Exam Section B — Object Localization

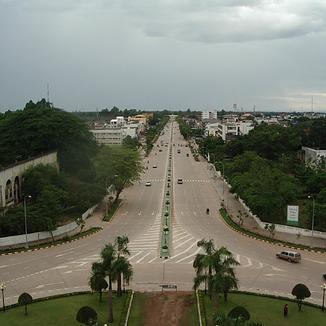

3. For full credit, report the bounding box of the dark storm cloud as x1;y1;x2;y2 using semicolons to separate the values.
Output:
0;0;326;111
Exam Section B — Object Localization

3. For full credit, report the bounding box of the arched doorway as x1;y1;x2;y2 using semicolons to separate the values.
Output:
14;176;20;204
5;179;13;204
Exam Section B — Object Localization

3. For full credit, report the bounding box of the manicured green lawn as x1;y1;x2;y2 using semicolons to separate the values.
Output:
203;292;325;326
128;292;145;326
0;292;128;326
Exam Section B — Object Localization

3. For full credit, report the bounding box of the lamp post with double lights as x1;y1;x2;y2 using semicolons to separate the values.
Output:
307;195;315;236
24;195;32;249
0;282;5;312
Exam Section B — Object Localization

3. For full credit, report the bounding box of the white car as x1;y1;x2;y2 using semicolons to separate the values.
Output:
145;182;152;186
153;165;157;168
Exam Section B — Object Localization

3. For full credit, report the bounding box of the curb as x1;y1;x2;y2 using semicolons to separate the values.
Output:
219;209;325;254
124;290;134;326
196;290;203;326
0;227;103;256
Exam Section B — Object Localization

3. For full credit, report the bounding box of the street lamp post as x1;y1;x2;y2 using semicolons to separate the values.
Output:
214;161;225;203
308;195;315;236
0;282;5;312
24;195;32;249
322;283;326;312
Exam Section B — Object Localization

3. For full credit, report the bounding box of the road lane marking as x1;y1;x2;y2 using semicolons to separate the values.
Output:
147;257;158;263
241;257;252;268
173;234;192;243
174;237;194;249
303;258;325;264
136;251;152;263
271;266;285;272
129;251;144;260
167;240;198;261
36;282;64;289
174;248;201;263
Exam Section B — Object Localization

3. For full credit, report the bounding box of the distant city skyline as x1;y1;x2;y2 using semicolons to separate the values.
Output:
1;1;326;112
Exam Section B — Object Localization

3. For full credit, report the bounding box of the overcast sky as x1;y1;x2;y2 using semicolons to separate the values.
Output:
1;0;326;112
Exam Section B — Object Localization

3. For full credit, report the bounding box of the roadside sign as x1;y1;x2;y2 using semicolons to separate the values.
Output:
287;205;299;225
160;284;177;291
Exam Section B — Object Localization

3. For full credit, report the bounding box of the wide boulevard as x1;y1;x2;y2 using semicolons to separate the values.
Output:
0;120;325;306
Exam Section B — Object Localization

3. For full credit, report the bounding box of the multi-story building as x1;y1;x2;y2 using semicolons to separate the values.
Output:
90;116;144;145
201;111;218;120
206;120;254;141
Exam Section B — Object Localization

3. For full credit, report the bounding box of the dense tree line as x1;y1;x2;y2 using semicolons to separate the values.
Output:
198;119;326;230
145;113;169;154
0;100;144;237
0;99;97;176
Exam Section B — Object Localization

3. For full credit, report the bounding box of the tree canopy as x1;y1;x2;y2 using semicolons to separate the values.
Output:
0;99;97;174
94;145;143;201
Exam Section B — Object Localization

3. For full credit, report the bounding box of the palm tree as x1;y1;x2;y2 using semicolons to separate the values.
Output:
211;246;239;302
114;235;130;296
193;239;216;298
193;240;239;303
89;262;108;302
113;256;133;296
101;243;117;323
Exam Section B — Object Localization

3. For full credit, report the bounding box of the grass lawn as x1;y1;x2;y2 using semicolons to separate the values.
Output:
203;292;325;326
128;292;145;326
103;199;122;222
0;292;128;326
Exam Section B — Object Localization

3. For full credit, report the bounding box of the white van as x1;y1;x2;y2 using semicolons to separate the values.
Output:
276;251;301;263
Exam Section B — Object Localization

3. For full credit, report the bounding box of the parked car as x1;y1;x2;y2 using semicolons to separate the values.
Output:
177;178;183;184
145;182;152;186
177;150;181;153
276;251;301;263
153;165;157;168
323;274;326;281
186;153;189;157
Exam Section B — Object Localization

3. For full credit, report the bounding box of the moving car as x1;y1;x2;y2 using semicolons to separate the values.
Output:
145;182;152;186
177;150;181;153
186;153;189;157
153;165;157;168
276;250;301;263
177;178;183;184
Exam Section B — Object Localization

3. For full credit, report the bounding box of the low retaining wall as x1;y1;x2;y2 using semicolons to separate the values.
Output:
210;163;326;240
0;204;98;249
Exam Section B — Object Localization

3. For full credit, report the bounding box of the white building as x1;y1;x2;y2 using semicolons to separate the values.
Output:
90;119;143;145
206;121;254;141
302;147;326;167
202;111;218;120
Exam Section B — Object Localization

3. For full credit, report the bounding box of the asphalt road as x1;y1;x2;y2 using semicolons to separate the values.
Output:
0;120;325;307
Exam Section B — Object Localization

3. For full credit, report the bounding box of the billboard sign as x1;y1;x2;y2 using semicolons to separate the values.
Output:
287;205;299;225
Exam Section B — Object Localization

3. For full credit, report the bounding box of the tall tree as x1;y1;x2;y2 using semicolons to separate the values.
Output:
0;99;97;174
89;262;108;302
95;146;143;201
